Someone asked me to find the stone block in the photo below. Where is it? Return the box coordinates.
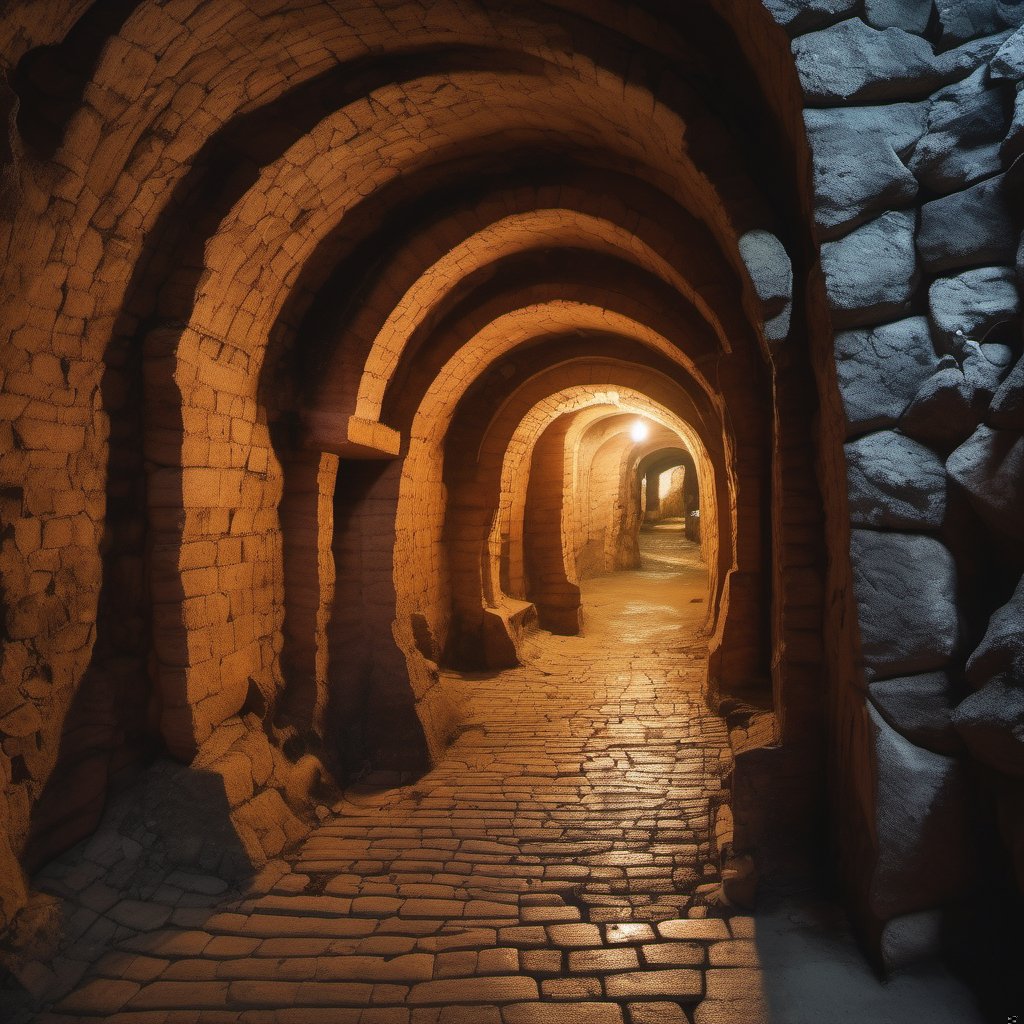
[604,968,702,1000]
[737,230,792,340]
[793,20,940,104]
[989,352,1024,428]
[761,0,857,33]
[407,976,539,1004]
[910,67,1013,194]
[900,361,981,447]
[1005,87,1024,162]
[845,431,946,529]
[947,425,1024,540]
[864,0,932,33]
[868,671,962,755]
[936,0,1020,46]
[834,317,939,433]
[656,918,730,941]
[821,210,918,328]
[928,266,1019,350]
[992,25,1024,81]
[952,678,1024,775]
[966,573,1024,687]
[879,910,943,972]
[918,174,1018,273]
[962,340,1013,401]
[804,102,924,237]
[850,530,958,679]
[868,706,970,918]
[504,1003,623,1023]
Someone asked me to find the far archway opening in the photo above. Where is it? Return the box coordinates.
[438,380,725,695]
[520,409,712,656]
[636,446,701,572]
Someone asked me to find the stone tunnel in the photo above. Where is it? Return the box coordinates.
[0,1,1023,1021]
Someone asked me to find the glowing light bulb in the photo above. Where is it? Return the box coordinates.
[631,419,649,443]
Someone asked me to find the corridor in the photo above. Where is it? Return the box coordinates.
[15,532,988,1024]
[31,530,758,1022]
[3,2,1022,1018]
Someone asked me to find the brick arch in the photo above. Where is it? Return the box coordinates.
[392,322,721,639]
[518,408,674,635]
[562,414,690,584]
[500,402,712,608]
[427,358,730,673]
[636,445,700,533]
[128,25,778,770]
[0,0,840,931]
[143,64,736,759]
[315,207,733,432]
[308,205,738,439]
[118,31,781,763]
[573,420,694,572]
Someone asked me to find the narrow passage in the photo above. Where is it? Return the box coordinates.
[44,529,762,1022]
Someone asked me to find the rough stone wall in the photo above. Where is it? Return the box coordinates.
[767,0,1024,968]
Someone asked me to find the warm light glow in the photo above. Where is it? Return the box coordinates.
[631,419,649,443]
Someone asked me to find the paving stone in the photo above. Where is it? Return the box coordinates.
[656,919,729,941]
[504,1003,624,1023]
[408,976,540,1004]
[605,923,656,944]
[165,871,229,896]
[127,980,232,1009]
[567,947,639,972]
[108,901,175,931]
[627,1002,689,1024]
[708,940,759,967]
[640,942,704,967]
[604,968,703,1000]
[520,949,562,974]
[704,968,765,1001]
[693,999,769,1024]
[56,978,141,1015]
[541,977,603,1000]
[545,924,604,948]
[727,918,755,939]
[30,544,736,1020]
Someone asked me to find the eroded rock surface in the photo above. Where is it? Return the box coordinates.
[845,431,946,529]
[850,531,959,680]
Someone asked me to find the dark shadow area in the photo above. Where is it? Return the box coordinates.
[753,897,987,1024]
[12,0,144,158]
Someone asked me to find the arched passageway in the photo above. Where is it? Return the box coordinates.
[2,1,1022,1021]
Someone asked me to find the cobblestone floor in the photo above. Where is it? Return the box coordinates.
[29,527,757,1023]
[17,526,986,1022]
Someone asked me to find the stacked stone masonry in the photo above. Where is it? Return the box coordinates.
[0,0,1020,1018]
[775,0,1024,966]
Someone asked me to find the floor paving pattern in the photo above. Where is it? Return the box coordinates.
[34,530,762,1022]
[19,528,987,1022]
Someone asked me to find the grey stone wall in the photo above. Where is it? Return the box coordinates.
[766,0,1024,969]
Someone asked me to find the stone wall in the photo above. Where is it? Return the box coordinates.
[767,0,1024,970]
[11,0,1020,994]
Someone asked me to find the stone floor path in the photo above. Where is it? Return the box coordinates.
[22,527,987,1023]
[35,530,767,1023]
